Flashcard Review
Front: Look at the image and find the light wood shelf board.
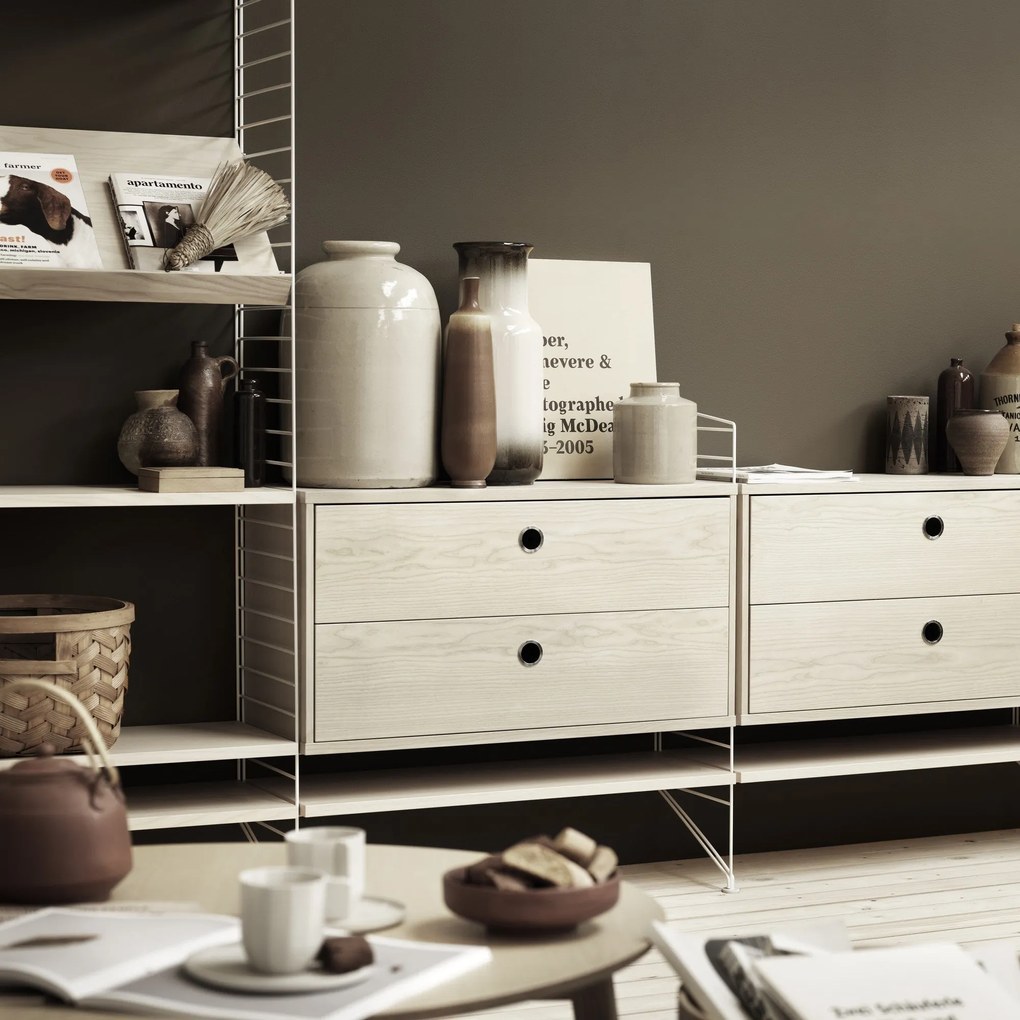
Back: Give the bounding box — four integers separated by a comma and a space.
125, 779, 295, 830
0, 485, 294, 508
298, 751, 731, 816
0, 123, 289, 305
739, 473, 1020, 495
735, 725, 1020, 783
298, 479, 736, 504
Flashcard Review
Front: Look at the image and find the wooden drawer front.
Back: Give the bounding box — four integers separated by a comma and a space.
748, 595, 1020, 714
749, 490, 1020, 604
314, 608, 729, 741
314, 498, 730, 623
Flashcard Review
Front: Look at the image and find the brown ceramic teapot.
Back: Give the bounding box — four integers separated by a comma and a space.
0, 680, 132, 904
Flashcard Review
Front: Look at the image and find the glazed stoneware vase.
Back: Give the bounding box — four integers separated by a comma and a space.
294, 241, 441, 487
117, 389, 199, 476
946, 409, 1010, 476
612, 382, 698, 484
454, 242, 543, 485
885, 395, 929, 474
440, 277, 497, 488
934, 358, 974, 473
979, 324, 1020, 473
177, 340, 239, 467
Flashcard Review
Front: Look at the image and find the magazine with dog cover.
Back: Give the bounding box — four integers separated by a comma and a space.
109, 171, 280, 275
0, 152, 104, 269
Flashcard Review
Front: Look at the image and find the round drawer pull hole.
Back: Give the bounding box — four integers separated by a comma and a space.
922, 620, 944, 645
519, 527, 544, 553
518, 640, 543, 666
923, 515, 944, 540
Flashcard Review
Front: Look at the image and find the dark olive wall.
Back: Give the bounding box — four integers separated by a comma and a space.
8, 2, 1020, 861
297, 0, 1020, 469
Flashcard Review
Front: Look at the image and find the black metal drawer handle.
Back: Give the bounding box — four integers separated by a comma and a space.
923, 515, 944, 540
922, 620, 943, 644
518, 640, 543, 666
519, 526, 544, 553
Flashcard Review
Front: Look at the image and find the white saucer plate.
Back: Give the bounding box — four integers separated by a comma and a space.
330, 895, 406, 934
184, 942, 376, 994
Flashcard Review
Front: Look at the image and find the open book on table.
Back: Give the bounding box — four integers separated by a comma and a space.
0, 908, 491, 1020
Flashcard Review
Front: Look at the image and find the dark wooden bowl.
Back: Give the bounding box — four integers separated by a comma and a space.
442, 866, 621, 934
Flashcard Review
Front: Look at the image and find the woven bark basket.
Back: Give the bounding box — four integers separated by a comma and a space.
0, 595, 134, 755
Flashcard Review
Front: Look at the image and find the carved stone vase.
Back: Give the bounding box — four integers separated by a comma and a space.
178, 340, 239, 466
117, 389, 199, 476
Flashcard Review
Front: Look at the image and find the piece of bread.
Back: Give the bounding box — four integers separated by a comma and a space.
551, 826, 598, 867
502, 840, 575, 887
588, 844, 619, 883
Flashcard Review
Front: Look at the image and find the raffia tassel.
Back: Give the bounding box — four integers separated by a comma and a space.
161, 158, 291, 272
163, 224, 216, 272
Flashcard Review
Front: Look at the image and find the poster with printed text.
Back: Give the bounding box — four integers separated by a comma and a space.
530, 259, 657, 479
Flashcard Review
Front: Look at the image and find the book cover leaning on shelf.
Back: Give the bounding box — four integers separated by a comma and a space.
0, 152, 103, 269
109, 171, 279, 275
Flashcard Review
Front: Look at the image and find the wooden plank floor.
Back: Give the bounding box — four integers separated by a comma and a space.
458, 828, 1020, 1020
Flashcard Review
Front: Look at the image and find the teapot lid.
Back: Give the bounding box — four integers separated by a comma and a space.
8, 743, 83, 777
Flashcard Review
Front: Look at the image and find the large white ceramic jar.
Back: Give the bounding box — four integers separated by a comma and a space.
294, 241, 441, 487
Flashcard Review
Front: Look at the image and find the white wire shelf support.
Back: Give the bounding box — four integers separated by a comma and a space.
655, 728, 739, 892
697, 412, 738, 482
235, 0, 298, 836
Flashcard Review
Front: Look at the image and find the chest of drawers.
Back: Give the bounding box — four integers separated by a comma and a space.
740, 476, 1020, 722
299, 482, 737, 753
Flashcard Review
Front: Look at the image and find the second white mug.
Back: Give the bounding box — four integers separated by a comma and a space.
284, 826, 366, 921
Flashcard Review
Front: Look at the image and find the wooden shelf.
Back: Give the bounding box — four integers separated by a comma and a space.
0, 485, 294, 509
126, 779, 295, 830
0, 124, 290, 306
298, 750, 732, 817
0, 722, 295, 771
734, 725, 1020, 783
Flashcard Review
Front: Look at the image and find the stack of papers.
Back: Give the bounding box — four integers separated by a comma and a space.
697, 463, 856, 483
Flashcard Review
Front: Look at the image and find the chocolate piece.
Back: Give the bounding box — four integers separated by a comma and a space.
317, 935, 374, 974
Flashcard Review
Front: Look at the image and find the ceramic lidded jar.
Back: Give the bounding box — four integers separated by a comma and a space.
946, 409, 1010, 476
612, 382, 698, 484
294, 241, 441, 487
454, 242, 544, 485
979, 324, 1020, 473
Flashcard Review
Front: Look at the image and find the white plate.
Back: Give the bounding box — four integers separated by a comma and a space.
184, 942, 376, 994
331, 896, 406, 934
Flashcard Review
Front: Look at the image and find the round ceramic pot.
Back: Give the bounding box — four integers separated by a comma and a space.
294, 241, 441, 488
117, 389, 198, 476
612, 382, 698, 484
454, 242, 544, 485
979, 324, 1020, 473
945, 408, 1010, 476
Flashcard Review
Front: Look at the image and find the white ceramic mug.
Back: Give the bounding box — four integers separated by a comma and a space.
284, 826, 366, 921
239, 865, 327, 974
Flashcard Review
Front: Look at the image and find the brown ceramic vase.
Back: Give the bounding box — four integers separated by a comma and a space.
440, 277, 497, 487
117, 389, 199, 476
178, 340, 239, 466
945, 408, 1010, 476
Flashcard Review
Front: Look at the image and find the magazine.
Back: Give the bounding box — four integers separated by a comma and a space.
697, 464, 856, 483
0, 152, 103, 269
651, 918, 852, 1020
752, 942, 1020, 1020
108, 171, 280, 275
0, 908, 490, 1020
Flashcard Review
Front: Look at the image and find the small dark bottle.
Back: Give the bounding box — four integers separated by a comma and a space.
236, 377, 266, 487
935, 357, 975, 472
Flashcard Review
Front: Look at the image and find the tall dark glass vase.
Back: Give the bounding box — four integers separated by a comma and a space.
935, 357, 974, 473
454, 242, 543, 484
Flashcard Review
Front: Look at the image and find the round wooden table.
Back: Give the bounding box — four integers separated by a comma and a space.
0, 842, 662, 1020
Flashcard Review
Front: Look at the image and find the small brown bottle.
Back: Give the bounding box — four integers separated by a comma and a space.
935, 357, 974, 472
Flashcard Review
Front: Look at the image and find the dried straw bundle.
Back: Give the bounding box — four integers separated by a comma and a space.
163, 159, 290, 272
